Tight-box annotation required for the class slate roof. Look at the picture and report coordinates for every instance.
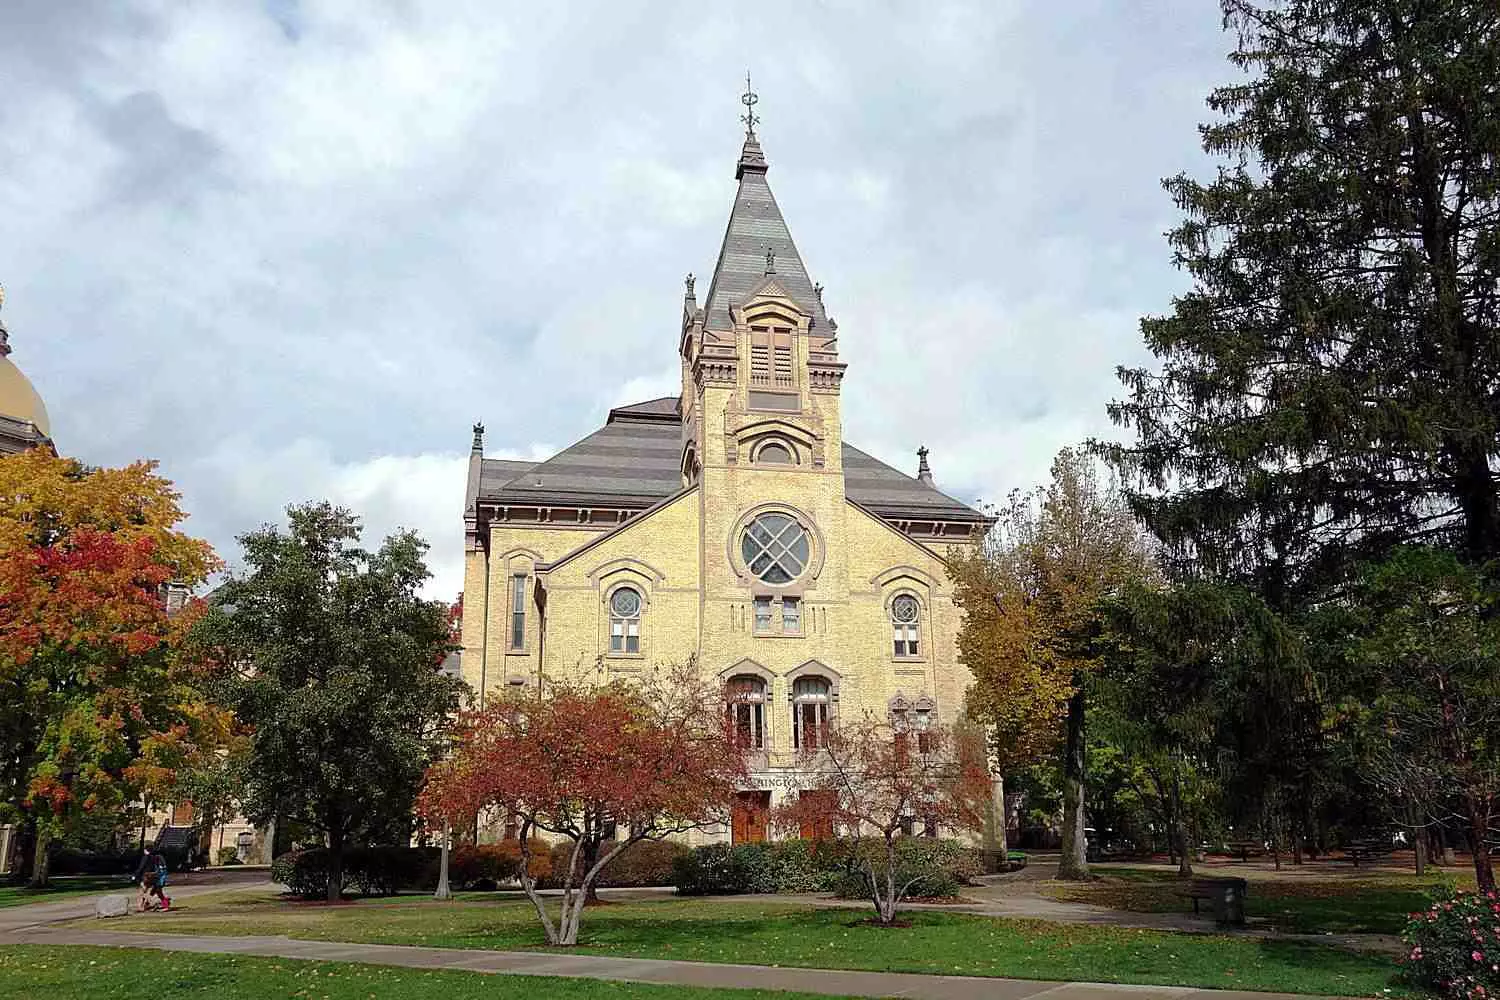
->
[478,397,986,524]
[701,135,830,332]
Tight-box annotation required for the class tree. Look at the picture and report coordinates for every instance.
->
[1330,548,1500,890]
[419,664,747,946]
[777,715,990,926]
[193,502,462,901]
[953,448,1153,879]
[1102,1,1500,603]
[0,450,218,885]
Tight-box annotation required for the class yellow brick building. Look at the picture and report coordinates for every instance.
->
[461,122,993,842]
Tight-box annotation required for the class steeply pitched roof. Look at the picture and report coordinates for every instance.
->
[608,396,680,422]
[480,413,682,508]
[701,135,830,332]
[478,402,986,523]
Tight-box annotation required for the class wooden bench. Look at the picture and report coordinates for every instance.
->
[1224,840,1264,862]
[1344,840,1393,867]
[1182,876,1248,926]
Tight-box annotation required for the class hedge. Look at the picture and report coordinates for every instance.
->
[536,839,689,889]
[449,839,552,889]
[672,837,981,897]
[271,846,440,898]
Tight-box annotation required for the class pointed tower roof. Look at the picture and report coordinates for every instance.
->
[701,110,829,333]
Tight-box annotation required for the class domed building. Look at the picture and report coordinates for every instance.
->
[0,288,53,456]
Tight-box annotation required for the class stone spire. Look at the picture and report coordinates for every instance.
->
[701,84,830,334]
[917,445,933,485]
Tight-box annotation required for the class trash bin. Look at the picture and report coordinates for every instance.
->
[1213,879,1247,926]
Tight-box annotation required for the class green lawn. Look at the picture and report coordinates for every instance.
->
[1043,866,1468,934]
[0,875,132,908]
[105,891,1414,996]
[0,945,848,1000]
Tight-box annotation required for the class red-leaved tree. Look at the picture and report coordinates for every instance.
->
[419,662,746,945]
[777,714,990,926]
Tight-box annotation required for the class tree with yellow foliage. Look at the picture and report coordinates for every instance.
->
[953,448,1153,879]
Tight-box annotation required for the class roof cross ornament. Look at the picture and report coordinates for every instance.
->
[740,72,760,138]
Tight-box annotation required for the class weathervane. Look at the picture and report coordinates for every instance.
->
[740,71,760,138]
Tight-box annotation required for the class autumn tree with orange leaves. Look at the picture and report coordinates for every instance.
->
[0,450,219,885]
[420,663,747,945]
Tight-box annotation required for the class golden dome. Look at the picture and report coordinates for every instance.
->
[0,353,50,437]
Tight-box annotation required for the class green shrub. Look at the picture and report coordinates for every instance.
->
[270,846,439,898]
[215,846,242,866]
[1401,888,1500,998]
[672,837,975,897]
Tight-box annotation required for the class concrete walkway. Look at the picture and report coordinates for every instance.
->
[0,871,278,935]
[9,925,1321,1000]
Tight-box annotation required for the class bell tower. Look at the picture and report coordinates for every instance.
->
[679,78,846,486]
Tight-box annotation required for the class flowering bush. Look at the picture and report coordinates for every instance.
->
[1402,889,1500,998]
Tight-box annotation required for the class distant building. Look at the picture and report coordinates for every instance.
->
[0,287,54,455]
[461,110,996,843]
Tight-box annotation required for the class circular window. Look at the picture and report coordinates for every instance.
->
[610,587,642,618]
[741,512,810,585]
[892,594,920,623]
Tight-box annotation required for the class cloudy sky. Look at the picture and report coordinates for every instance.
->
[1,0,1231,598]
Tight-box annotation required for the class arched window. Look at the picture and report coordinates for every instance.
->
[792,676,831,750]
[726,675,767,750]
[756,440,795,465]
[891,593,921,658]
[609,587,642,654]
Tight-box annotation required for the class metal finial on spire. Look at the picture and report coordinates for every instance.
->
[685,273,696,297]
[813,282,824,303]
[740,72,760,138]
[471,422,485,452]
[764,247,776,275]
[917,445,933,485]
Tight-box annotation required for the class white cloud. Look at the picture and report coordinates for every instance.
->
[0,0,1229,598]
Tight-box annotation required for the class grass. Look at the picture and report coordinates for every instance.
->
[102,891,1415,996]
[0,875,132,908]
[0,945,849,1000]
[1042,866,1472,934]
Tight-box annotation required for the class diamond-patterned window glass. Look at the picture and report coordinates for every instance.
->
[741,513,810,584]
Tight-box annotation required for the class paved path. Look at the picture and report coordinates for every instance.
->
[0,870,277,935]
[10,925,1321,1000]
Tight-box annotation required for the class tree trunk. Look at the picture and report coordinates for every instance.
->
[984,772,1008,864]
[28,825,51,889]
[878,836,899,925]
[1442,824,1457,867]
[1169,762,1192,877]
[326,826,344,902]
[1466,799,1496,892]
[579,837,601,904]
[434,823,452,900]
[1056,687,1089,880]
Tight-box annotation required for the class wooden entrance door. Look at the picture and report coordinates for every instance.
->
[731,791,770,844]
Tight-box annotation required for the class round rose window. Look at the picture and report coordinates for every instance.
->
[741,513,810,585]
[610,587,642,618]
[892,594,920,623]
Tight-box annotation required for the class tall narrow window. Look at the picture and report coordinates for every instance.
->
[782,597,801,634]
[726,676,766,750]
[792,676,831,750]
[609,587,642,654]
[914,706,932,754]
[753,596,774,632]
[750,327,771,382]
[510,574,528,649]
[891,594,921,657]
